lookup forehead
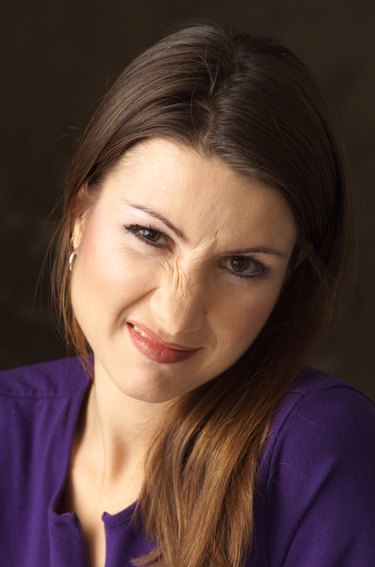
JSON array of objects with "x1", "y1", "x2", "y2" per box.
[{"x1": 99, "y1": 137, "x2": 297, "y2": 249}]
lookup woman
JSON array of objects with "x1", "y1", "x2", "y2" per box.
[{"x1": 1, "y1": 22, "x2": 374, "y2": 567}]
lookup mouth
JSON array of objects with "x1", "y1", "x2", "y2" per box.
[{"x1": 127, "y1": 321, "x2": 201, "y2": 364}]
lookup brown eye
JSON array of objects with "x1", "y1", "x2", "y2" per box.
[
  {"x1": 230, "y1": 257, "x2": 256, "y2": 274},
  {"x1": 219, "y1": 255, "x2": 269, "y2": 280},
  {"x1": 124, "y1": 224, "x2": 168, "y2": 247},
  {"x1": 139, "y1": 228, "x2": 162, "y2": 243}
]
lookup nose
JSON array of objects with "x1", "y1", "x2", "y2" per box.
[{"x1": 149, "y1": 265, "x2": 206, "y2": 337}]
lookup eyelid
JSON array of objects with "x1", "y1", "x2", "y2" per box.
[
  {"x1": 123, "y1": 223, "x2": 170, "y2": 247},
  {"x1": 124, "y1": 224, "x2": 272, "y2": 279},
  {"x1": 219, "y1": 255, "x2": 271, "y2": 280}
]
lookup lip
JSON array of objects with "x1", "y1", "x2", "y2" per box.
[{"x1": 127, "y1": 321, "x2": 201, "y2": 364}]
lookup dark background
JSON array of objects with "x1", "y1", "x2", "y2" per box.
[{"x1": 1, "y1": 1, "x2": 374, "y2": 399}]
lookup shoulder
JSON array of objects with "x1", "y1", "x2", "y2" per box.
[
  {"x1": 255, "y1": 368, "x2": 375, "y2": 566},
  {"x1": 262, "y1": 366, "x2": 375, "y2": 491},
  {"x1": 0, "y1": 357, "x2": 90, "y2": 446},
  {"x1": 0, "y1": 358, "x2": 91, "y2": 555},
  {"x1": 0, "y1": 357, "x2": 90, "y2": 486},
  {"x1": 270, "y1": 367, "x2": 375, "y2": 459},
  {"x1": 0, "y1": 356, "x2": 90, "y2": 399}
]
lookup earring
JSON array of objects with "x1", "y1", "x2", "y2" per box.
[
  {"x1": 69, "y1": 250, "x2": 77, "y2": 272},
  {"x1": 69, "y1": 236, "x2": 78, "y2": 272}
]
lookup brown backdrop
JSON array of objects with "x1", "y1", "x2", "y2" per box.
[{"x1": 1, "y1": 0, "x2": 374, "y2": 400}]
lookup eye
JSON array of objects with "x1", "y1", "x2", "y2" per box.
[
  {"x1": 124, "y1": 224, "x2": 168, "y2": 247},
  {"x1": 220, "y1": 256, "x2": 269, "y2": 279}
]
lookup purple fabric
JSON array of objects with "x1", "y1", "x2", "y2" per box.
[{"x1": 0, "y1": 357, "x2": 374, "y2": 566}]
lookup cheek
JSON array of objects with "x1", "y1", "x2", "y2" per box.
[
  {"x1": 215, "y1": 285, "x2": 282, "y2": 359},
  {"x1": 70, "y1": 221, "x2": 157, "y2": 326}
]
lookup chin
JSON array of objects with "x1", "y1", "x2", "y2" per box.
[{"x1": 110, "y1": 370, "x2": 185, "y2": 404}]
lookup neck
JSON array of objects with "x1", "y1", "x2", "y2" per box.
[{"x1": 77, "y1": 360, "x2": 173, "y2": 486}]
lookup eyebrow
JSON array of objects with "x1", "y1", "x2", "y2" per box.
[
  {"x1": 224, "y1": 247, "x2": 288, "y2": 259},
  {"x1": 125, "y1": 201, "x2": 185, "y2": 239},
  {"x1": 125, "y1": 201, "x2": 287, "y2": 259}
]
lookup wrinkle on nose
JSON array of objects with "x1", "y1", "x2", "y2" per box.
[
  {"x1": 172, "y1": 263, "x2": 193, "y2": 305},
  {"x1": 150, "y1": 262, "x2": 206, "y2": 335}
]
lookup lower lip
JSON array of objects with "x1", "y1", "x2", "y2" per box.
[{"x1": 127, "y1": 325, "x2": 199, "y2": 364}]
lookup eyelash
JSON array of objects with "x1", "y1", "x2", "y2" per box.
[
  {"x1": 124, "y1": 223, "x2": 168, "y2": 247},
  {"x1": 123, "y1": 223, "x2": 270, "y2": 280},
  {"x1": 221, "y1": 257, "x2": 270, "y2": 280}
]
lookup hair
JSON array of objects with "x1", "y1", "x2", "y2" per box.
[{"x1": 52, "y1": 21, "x2": 351, "y2": 567}]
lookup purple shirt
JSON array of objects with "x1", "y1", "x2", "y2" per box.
[{"x1": 0, "y1": 357, "x2": 374, "y2": 566}]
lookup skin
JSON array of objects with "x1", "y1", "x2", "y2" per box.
[{"x1": 67, "y1": 137, "x2": 297, "y2": 566}]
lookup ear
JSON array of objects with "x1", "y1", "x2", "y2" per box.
[
  {"x1": 71, "y1": 184, "x2": 91, "y2": 249},
  {"x1": 293, "y1": 246, "x2": 308, "y2": 270},
  {"x1": 72, "y1": 214, "x2": 87, "y2": 250},
  {"x1": 287, "y1": 243, "x2": 308, "y2": 274}
]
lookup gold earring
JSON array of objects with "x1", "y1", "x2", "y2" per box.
[
  {"x1": 69, "y1": 250, "x2": 77, "y2": 272},
  {"x1": 69, "y1": 236, "x2": 78, "y2": 272}
]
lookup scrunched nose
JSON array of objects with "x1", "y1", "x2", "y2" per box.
[{"x1": 149, "y1": 268, "x2": 206, "y2": 337}]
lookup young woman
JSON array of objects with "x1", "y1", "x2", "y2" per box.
[{"x1": 1, "y1": 22, "x2": 374, "y2": 567}]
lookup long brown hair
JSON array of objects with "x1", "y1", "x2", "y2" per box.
[{"x1": 53, "y1": 22, "x2": 351, "y2": 567}]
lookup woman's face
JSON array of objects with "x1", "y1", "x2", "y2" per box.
[{"x1": 71, "y1": 138, "x2": 297, "y2": 402}]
